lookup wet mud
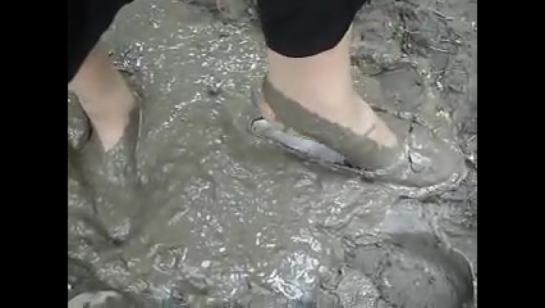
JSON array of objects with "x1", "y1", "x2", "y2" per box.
[{"x1": 68, "y1": 0, "x2": 477, "y2": 307}]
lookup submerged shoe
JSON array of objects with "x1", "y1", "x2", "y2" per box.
[
  {"x1": 249, "y1": 77, "x2": 466, "y2": 197},
  {"x1": 76, "y1": 104, "x2": 142, "y2": 188},
  {"x1": 70, "y1": 69, "x2": 144, "y2": 182},
  {"x1": 69, "y1": 91, "x2": 143, "y2": 245}
]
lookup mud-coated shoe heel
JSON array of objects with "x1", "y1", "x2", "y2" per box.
[{"x1": 249, "y1": 117, "x2": 349, "y2": 167}]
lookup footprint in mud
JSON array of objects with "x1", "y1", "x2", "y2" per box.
[
  {"x1": 345, "y1": 233, "x2": 474, "y2": 308},
  {"x1": 377, "y1": 67, "x2": 425, "y2": 112},
  {"x1": 342, "y1": 201, "x2": 475, "y2": 308}
]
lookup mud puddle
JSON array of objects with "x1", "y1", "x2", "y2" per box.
[{"x1": 68, "y1": 0, "x2": 477, "y2": 307}]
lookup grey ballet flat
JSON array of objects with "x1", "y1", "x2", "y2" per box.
[{"x1": 248, "y1": 77, "x2": 466, "y2": 198}]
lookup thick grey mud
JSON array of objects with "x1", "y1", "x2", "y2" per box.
[{"x1": 68, "y1": 0, "x2": 477, "y2": 307}]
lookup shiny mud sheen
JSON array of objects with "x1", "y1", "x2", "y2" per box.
[{"x1": 68, "y1": 0, "x2": 477, "y2": 307}]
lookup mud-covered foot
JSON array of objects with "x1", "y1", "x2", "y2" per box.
[
  {"x1": 249, "y1": 78, "x2": 466, "y2": 192},
  {"x1": 71, "y1": 69, "x2": 143, "y2": 189},
  {"x1": 70, "y1": 101, "x2": 142, "y2": 244},
  {"x1": 77, "y1": 104, "x2": 141, "y2": 186}
]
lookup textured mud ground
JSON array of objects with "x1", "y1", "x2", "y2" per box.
[{"x1": 68, "y1": 0, "x2": 477, "y2": 307}]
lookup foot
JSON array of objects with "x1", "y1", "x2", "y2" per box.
[
  {"x1": 70, "y1": 69, "x2": 142, "y2": 193},
  {"x1": 83, "y1": 78, "x2": 136, "y2": 152},
  {"x1": 79, "y1": 102, "x2": 141, "y2": 183},
  {"x1": 74, "y1": 97, "x2": 142, "y2": 243},
  {"x1": 68, "y1": 43, "x2": 136, "y2": 152},
  {"x1": 71, "y1": 72, "x2": 142, "y2": 195},
  {"x1": 258, "y1": 91, "x2": 398, "y2": 150},
  {"x1": 250, "y1": 78, "x2": 466, "y2": 192}
]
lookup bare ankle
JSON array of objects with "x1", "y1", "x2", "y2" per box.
[{"x1": 82, "y1": 88, "x2": 135, "y2": 151}]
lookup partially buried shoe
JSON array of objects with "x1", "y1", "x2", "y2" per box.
[
  {"x1": 75, "y1": 103, "x2": 142, "y2": 189},
  {"x1": 249, "y1": 77, "x2": 466, "y2": 198},
  {"x1": 69, "y1": 70, "x2": 143, "y2": 191},
  {"x1": 69, "y1": 89, "x2": 143, "y2": 245}
]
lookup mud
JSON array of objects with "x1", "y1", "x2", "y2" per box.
[{"x1": 68, "y1": 0, "x2": 477, "y2": 307}]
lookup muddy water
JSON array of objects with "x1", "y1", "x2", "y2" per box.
[{"x1": 68, "y1": 0, "x2": 477, "y2": 307}]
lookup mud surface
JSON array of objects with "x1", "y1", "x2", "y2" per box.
[{"x1": 68, "y1": 0, "x2": 477, "y2": 307}]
